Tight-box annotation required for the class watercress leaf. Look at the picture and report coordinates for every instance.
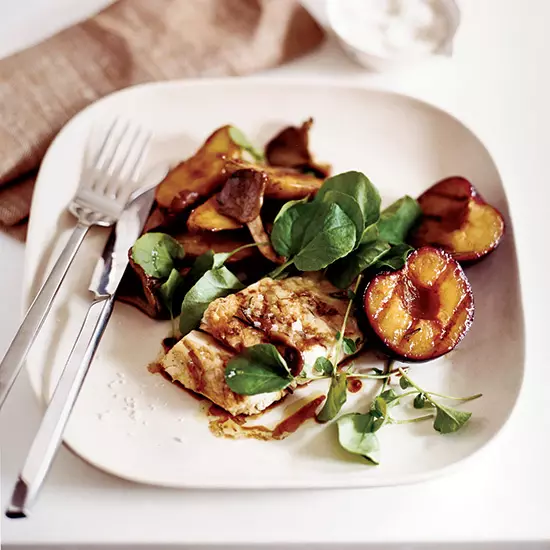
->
[293,202,356,271]
[380,388,399,407]
[228,126,264,162]
[342,337,357,355]
[159,268,183,316]
[270,200,307,258]
[414,393,428,409]
[347,289,356,300]
[314,357,334,376]
[317,373,348,422]
[225,344,293,395]
[179,266,244,336]
[377,196,422,245]
[433,404,472,434]
[399,376,412,390]
[328,240,391,289]
[360,223,379,244]
[321,190,364,247]
[131,233,185,278]
[337,413,380,464]
[372,396,387,421]
[373,368,383,375]
[212,252,232,270]
[184,251,215,291]
[373,243,414,272]
[316,171,381,229]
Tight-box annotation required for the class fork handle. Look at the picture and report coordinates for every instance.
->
[0,222,90,409]
[6,296,114,518]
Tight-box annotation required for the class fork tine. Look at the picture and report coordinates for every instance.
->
[91,120,132,193]
[115,130,152,203]
[87,118,119,171]
[128,131,152,182]
[104,124,143,197]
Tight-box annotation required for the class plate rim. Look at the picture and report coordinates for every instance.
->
[23,77,526,489]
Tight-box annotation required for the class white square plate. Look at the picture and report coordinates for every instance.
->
[23,79,524,488]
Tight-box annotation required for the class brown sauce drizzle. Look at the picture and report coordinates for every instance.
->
[271,395,325,439]
[207,395,326,441]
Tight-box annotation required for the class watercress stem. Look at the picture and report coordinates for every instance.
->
[269,258,295,279]
[170,315,178,339]
[330,275,362,365]
[381,358,395,393]
[394,414,433,425]
[425,390,483,403]
[224,241,268,263]
[398,367,482,404]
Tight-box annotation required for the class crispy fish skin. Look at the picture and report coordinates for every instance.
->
[200,275,364,377]
[161,331,286,416]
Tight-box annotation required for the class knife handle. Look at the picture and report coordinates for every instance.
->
[0,222,90,409]
[6,296,115,519]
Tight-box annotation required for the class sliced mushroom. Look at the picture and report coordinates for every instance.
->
[216,168,267,223]
[226,159,323,200]
[247,216,284,264]
[187,196,243,232]
[265,118,331,178]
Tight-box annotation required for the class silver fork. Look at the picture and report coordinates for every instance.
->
[0,120,152,409]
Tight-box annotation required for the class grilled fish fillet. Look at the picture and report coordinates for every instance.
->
[160,274,364,415]
[201,275,363,377]
[162,331,285,416]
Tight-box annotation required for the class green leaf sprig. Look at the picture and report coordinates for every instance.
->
[329,195,420,288]
[336,362,482,464]
[131,233,185,278]
[270,171,382,278]
[179,242,262,337]
[225,344,294,395]
[228,126,265,162]
[317,275,362,423]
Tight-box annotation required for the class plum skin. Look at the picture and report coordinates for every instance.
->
[411,176,506,265]
[363,247,475,363]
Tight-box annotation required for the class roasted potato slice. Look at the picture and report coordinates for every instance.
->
[226,159,323,200]
[187,197,243,232]
[174,230,255,262]
[156,126,243,212]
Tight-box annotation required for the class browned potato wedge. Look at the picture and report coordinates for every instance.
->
[155,126,243,212]
[174,231,255,262]
[226,159,323,200]
[187,197,243,232]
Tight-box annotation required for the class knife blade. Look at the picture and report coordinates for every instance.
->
[6,186,156,518]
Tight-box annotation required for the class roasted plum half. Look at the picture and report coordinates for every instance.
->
[364,247,474,362]
[410,177,505,263]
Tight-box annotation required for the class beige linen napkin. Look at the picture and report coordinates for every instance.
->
[0,0,324,240]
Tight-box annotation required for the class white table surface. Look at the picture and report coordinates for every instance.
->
[1,0,549,548]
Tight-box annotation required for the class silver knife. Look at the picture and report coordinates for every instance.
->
[6,185,156,518]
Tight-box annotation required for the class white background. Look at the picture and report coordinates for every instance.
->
[0,0,549,548]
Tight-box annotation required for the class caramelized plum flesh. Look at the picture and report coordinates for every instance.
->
[411,177,505,262]
[364,247,474,361]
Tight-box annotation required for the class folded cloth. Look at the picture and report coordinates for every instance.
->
[0,0,324,239]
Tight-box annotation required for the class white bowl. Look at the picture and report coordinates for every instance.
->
[327,0,461,72]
